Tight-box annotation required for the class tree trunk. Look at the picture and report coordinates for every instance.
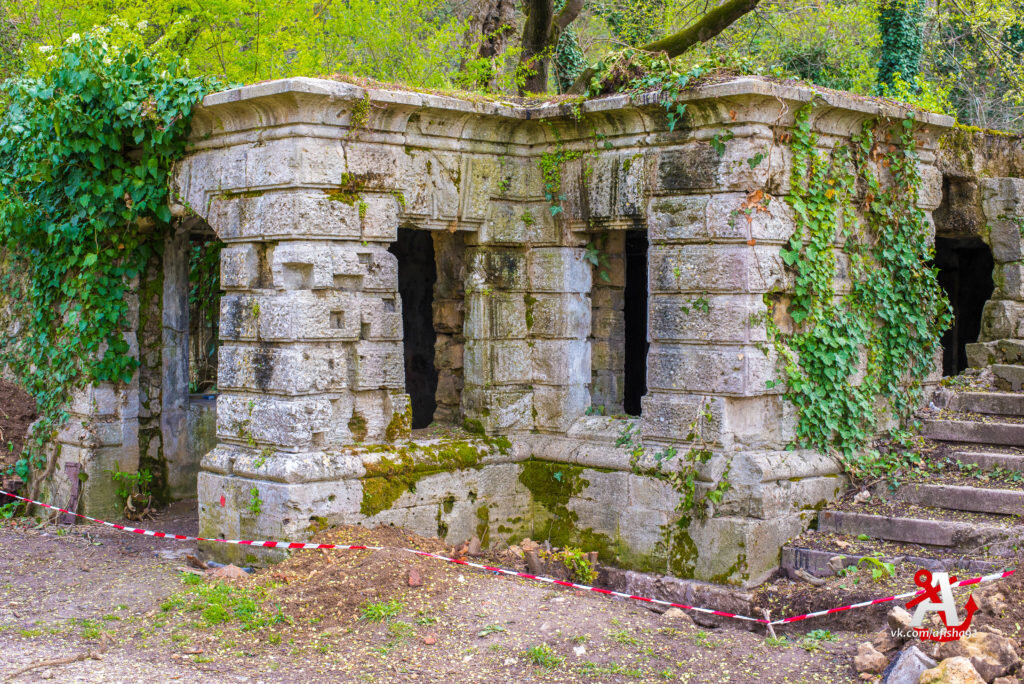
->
[517,0,585,94]
[478,0,517,59]
[567,0,761,94]
[519,0,556,94]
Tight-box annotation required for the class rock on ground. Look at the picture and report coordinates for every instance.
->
[919,657,987,684]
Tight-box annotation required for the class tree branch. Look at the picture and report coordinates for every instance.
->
[567,0,760,93]
[639,0,760,57]
[553,0,585,31]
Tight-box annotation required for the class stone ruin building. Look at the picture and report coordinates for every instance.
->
[39,76,1024,592]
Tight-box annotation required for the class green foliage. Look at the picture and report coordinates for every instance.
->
[524,643,563,668]
[857,555,896,581]
[0,27,215,482]
[768,104,952,465]
[110,463,153,501]
[162,573,289,631]
[247,486,262,514]
[359,599,403,622]
[877,0,925,89]
[543,545,596,584]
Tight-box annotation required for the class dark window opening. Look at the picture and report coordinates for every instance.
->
[936,237,994,376]
[623,230,649,416]
[390,228,439,429]
[189,233,222,394]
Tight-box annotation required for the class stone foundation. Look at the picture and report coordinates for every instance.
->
[41,76,963,587]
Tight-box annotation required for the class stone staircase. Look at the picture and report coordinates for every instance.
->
[782,385,1024,578]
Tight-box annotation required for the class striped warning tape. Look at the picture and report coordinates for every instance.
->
[0,490,1014,626]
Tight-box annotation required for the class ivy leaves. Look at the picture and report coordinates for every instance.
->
[0,28,215,471]
[768,105,952,462]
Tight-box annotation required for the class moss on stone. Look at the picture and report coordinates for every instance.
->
[348,412,368,442]
[523,294,537,330]
[475,504,491,547]
[385,403,412,442]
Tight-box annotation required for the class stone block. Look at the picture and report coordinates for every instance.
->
[526,293,590,339]
[917,164,944,210]
[527,248,591,293]
[464,340,531,385]
[269,241,334,290]
[359,296,403,340]
[591,306,625,340]
[433,299,464,333]
[648,244,786,294]
[687,512,813,586]
[981,177,1024,219]
[649,195,709,242]
[994,262,1024,300]
[989,220,1024,263]
[532,339,590,386]
[466,248,528,292]
[218,343,349,394]
[462,387,533,432]
[591,339,626,370]
[722,396,797,450]
[207,190,363,241]
[639,393,726,445]
[649,294,767,343]
[352,340,405,390]
[533,385,589,432]
[705,193,795,243]
[465,292,527,340]
[480,202,558,245]
[435,337,464,370]
[657,136,785,194]
[646,344,778,396]
[216,393,333,450]
[220,244,261,290]
[980,299,1024,341]
[358,194,401,242]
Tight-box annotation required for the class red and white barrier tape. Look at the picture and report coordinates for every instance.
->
[1,490,1015,626]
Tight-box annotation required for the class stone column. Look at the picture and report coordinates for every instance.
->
[198,189,409,558]
[161,225,192,498]
[51,359,140,518]
[976,179,1024,344]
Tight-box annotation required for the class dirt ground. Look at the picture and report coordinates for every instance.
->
[0,505,1018,684]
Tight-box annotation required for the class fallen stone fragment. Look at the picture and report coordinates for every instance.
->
[880,645,935,684]
[207,564,247,580]
[408,568,423,587]
[794,569,826,586]
[887,607,913,638]
[919,656,986,684]
[993,676,1020,684]
[854,642,889,674]
[662,607,694,625]
[872,628,901,654]
[937,631,1021,682]
[423,635,436,645]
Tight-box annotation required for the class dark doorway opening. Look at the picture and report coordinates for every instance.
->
[935,237,994,376]
[623,230,649,416]
[390,228,439,428]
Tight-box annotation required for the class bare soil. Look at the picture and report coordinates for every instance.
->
[0,379,37,493]
[0,509,878,683]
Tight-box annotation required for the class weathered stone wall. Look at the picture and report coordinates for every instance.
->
[937,129,1024,367]
[160,77,956,586]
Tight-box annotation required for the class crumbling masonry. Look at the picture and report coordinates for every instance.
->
[44,77,1024,588]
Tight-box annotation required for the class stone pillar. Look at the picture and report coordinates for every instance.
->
[50,360,140,518]
[161,225,192,498]
[199,189,410,558]
[589,231,626,413]
[975,179,1024,346]
[527,245,592,433]
[432,232,466,423]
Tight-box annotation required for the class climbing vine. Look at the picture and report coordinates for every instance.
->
[0,28,216,485]
[768,104,952,466]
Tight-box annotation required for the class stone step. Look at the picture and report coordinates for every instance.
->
[817,509,1022,549]
[879,482,1024,516]
[952,449,1024,472]
[781,544,1006,580]
[945,391,1024,416]
[922,418,1024,446]
[993,364,1024,391]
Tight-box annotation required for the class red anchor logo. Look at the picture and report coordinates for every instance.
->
[905,569,977,642]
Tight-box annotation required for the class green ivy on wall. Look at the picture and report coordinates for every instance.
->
[768,104,952,467]
[0,28,216,483]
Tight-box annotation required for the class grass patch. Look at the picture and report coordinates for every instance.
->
[524,643,563,668]
[359,599,403,623]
